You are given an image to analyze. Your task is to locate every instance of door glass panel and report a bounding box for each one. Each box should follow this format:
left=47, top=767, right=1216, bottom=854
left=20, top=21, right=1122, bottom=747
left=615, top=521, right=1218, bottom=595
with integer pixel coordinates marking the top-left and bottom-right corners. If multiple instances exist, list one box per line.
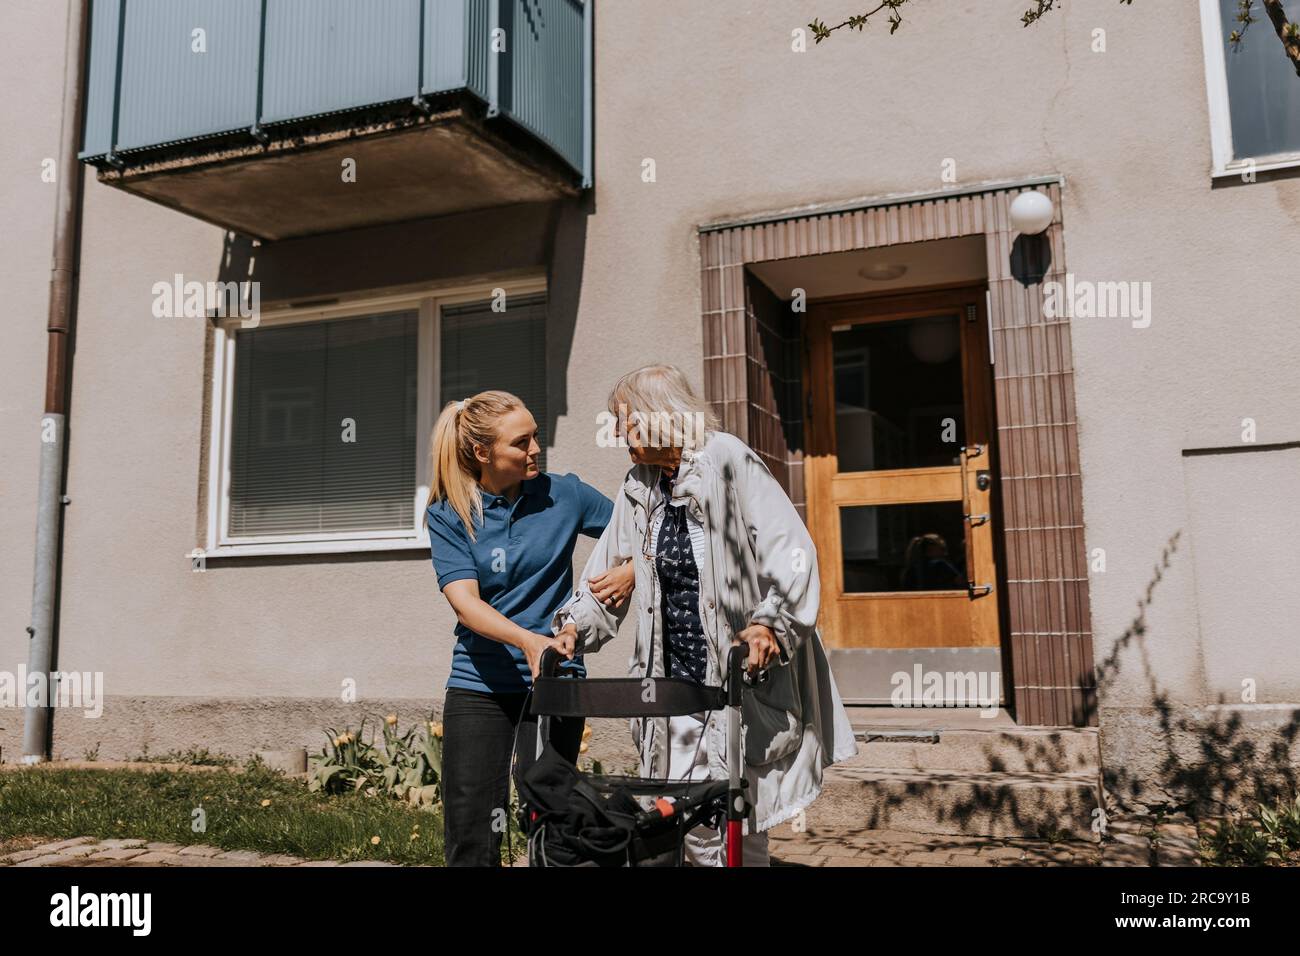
left=840, top=502, right=968, bottom=593
left=833, top=315, right=964, bottom=472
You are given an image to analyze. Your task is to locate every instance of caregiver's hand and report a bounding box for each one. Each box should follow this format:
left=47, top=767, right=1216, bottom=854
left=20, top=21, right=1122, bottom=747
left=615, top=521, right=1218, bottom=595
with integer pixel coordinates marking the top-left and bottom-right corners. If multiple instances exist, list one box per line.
left=523, top=632, right=572, bottom=680
left=733, top=623, right=781, bottom=673
left=590, top=559, right=635, bottom=609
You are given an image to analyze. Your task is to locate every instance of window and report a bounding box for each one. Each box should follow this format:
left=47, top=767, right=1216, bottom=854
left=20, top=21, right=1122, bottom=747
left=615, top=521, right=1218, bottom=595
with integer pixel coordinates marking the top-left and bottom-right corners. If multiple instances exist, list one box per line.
left=1200, top=0, right=1300, bottom=176
left=229, top=310, right=419, bottom=537
left=205, top=281, right=547, bottom=557
left=440, top=294, right=549, bottom=473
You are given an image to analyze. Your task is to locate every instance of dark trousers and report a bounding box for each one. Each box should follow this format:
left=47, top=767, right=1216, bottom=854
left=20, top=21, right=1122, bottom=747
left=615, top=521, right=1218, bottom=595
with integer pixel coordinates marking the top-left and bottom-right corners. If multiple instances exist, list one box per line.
left=441, top=686, right=585, bottom=867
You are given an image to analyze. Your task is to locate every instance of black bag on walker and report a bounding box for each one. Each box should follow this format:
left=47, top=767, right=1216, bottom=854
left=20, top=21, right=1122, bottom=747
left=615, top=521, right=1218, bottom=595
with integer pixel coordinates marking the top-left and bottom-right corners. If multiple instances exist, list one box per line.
left=515, top=743, right=684, bottom=867
left=518, top=644, right=753, bottom=867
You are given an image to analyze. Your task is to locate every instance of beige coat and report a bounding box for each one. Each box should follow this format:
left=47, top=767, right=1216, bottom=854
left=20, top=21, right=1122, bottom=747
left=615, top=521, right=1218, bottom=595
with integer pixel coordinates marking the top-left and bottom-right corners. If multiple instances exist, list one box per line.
left=551, top=429, right=858, bottom=832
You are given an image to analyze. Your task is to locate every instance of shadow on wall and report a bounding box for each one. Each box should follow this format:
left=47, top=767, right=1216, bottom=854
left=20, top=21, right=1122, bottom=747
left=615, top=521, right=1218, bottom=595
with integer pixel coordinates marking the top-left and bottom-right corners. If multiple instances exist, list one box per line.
left=1010, top=233, right=1051, bottom=287
left=1096, top=531, right=1300, bottom=818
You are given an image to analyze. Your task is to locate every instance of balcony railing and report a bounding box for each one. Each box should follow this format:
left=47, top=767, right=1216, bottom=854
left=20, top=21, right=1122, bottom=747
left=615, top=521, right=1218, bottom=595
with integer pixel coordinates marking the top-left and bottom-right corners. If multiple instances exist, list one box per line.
left=79, top=0, right=592, bottom=238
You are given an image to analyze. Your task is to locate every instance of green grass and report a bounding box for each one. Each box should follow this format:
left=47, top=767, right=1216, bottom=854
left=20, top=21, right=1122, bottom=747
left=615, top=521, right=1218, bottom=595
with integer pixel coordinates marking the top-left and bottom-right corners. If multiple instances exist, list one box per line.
left=0, top=758, right=449, bottom=866
left=127, top=746, right=239, bottom=767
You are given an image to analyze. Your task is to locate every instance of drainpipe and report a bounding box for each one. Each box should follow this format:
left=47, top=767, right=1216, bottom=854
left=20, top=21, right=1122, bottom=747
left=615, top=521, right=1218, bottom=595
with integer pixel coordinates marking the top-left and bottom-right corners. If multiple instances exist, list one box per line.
left=23, top=0, right=89, bottom=764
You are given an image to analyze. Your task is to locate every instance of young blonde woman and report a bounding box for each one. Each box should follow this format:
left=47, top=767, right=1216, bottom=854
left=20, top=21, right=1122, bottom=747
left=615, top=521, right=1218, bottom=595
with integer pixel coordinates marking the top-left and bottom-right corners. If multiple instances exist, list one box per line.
left=551, top=365, right=858, bottom=867
left=425, top=390, right=635, bottom=867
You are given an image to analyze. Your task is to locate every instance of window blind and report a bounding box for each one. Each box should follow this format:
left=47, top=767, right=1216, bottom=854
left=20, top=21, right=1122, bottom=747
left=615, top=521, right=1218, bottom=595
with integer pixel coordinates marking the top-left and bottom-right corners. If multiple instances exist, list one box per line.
left=440, top=294, right=548, bottom=472
left=228, top=310, right=418, bottom=536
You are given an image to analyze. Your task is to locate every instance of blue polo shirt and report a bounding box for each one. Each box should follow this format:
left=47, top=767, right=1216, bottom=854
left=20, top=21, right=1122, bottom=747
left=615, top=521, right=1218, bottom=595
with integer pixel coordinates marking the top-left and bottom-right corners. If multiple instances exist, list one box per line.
left=426, top=472, right=614, bottom=693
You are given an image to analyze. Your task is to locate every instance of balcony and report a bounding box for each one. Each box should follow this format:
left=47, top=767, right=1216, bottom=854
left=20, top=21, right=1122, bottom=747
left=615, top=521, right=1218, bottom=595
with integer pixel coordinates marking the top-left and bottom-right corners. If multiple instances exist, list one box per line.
left=79, top=0, right=591, bottom=240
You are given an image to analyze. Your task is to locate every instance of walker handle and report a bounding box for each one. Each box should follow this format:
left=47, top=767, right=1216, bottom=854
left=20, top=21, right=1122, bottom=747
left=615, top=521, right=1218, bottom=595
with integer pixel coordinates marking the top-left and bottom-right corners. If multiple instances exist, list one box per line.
left=539, top=646, right=566, bottom=679
left=727, top=642, right=749, bottom=707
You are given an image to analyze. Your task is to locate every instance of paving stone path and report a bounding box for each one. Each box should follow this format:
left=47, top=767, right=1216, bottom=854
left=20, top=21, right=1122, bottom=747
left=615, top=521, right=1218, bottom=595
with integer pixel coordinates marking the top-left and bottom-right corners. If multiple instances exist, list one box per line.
left=767, top=814, right=1202, bottom=867
left=1, top=815, right=1200, bottom=868
left=0, top=837, right=397, bottom=867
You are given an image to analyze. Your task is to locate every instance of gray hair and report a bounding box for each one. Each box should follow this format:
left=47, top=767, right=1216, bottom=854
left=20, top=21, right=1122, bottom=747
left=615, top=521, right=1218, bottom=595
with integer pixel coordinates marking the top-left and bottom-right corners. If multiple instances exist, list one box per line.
left=607, top=364, right=720, bottom=449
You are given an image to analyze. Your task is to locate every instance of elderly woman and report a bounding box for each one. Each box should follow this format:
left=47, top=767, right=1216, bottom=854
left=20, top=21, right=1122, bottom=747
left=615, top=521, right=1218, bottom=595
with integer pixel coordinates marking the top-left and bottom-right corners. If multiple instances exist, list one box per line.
left=551, top=364, right=858, bottom=866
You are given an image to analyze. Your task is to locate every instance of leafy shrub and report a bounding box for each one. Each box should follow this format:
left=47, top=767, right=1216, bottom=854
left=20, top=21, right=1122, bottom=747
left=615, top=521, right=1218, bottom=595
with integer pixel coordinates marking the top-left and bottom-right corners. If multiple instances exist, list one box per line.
left=1204, top=792, right=1300, bottom=866
left=308, top=715, right=443, bottom=808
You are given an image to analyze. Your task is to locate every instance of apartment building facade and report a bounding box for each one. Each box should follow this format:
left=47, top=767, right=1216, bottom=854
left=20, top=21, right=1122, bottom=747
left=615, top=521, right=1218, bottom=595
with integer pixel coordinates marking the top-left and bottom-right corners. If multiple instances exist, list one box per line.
left=2, top=0, right=1298, bottom=815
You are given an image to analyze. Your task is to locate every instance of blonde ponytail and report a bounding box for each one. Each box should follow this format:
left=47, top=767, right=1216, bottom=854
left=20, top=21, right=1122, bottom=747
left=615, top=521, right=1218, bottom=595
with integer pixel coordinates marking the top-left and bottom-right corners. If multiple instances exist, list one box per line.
left=424, top=390, right=524, bottom=542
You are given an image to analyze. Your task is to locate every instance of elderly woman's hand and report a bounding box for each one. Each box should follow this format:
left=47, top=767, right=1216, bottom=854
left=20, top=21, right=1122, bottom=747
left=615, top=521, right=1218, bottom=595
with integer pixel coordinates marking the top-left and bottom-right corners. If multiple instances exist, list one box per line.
left=589, top=558, right=635, bottom=609
left=734, top=623, right=782, bottom=673
left=555, top=623, right=578, bottom=657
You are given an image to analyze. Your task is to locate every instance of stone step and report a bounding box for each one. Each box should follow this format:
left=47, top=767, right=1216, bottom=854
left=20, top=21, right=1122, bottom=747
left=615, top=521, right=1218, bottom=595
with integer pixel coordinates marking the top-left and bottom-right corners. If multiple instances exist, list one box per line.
left=847, top=727, right=1101, bottom=774
left=806, top=764, right=1104, bottom=841
left=844, top=706, right=1021, bottom=731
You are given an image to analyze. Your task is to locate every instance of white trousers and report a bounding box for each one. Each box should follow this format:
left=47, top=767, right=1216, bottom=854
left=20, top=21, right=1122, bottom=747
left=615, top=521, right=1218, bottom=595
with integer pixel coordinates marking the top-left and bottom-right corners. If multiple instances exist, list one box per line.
left=666, top=713, right=770, bottom=867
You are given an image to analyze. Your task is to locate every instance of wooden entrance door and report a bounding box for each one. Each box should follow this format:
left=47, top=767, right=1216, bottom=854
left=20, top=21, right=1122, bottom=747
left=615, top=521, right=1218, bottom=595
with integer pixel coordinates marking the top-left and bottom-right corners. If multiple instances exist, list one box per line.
left=803, top=287, right=1001, bottom=699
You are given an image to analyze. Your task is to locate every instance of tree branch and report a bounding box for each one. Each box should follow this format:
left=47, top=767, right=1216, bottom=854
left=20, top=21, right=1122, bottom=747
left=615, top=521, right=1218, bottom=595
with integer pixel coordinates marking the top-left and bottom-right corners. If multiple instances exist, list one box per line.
left=809, top=1, right=910, bottom=43
left=815, top=0, right=1300, bottom=79
left=1260, top=0, right=1300, bottom=76
left=812, top=1, right=1137, bottom=40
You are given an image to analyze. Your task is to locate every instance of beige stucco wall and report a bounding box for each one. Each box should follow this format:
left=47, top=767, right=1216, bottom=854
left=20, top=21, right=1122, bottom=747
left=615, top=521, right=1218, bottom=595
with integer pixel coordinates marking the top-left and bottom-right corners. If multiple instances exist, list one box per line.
left=2, top=1, right=1297, bottom=809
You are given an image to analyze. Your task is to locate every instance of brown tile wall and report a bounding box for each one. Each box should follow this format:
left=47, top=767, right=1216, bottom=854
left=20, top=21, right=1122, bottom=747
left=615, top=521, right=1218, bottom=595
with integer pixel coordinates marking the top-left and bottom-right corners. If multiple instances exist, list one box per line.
left=698, top=182, right=1096, bottom=727
left=744, top=273, right=803, bottom=521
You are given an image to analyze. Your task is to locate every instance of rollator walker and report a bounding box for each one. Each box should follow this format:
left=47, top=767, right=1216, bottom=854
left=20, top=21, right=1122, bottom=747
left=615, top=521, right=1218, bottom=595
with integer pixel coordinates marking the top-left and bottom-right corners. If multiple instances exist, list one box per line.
left=516, top=642, right=760, bottom=867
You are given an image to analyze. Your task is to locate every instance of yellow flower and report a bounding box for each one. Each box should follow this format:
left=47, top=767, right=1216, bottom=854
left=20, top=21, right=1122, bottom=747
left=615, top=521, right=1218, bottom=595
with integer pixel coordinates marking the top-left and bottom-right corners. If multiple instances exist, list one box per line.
left=333, top=735, right=343, bottom=747
left=582, top=724, right=593, bottom=741
left=385, top=714, right=397, bottom=726
left=370, top=835, right=381, bottom=845
left=260, top=799, right=271, bottom=807
left=579, top=741, right=589, bottom=754
left=430, top=722, right=444, bottom=738
left=410, top=833, right=420, bottom=842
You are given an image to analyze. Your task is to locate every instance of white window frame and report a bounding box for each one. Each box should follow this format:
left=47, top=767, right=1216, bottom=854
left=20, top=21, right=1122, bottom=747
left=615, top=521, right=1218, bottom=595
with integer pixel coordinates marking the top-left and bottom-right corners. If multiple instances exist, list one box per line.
left=202, top=276, right=547, bottom=559
left=1200, top=0, right=1300, bottom=177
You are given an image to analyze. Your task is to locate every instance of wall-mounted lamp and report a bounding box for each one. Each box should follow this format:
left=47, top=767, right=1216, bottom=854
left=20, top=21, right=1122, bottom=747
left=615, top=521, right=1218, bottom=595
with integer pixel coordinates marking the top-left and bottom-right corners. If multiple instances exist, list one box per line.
left=1009, top=190, right=1054, bottom=235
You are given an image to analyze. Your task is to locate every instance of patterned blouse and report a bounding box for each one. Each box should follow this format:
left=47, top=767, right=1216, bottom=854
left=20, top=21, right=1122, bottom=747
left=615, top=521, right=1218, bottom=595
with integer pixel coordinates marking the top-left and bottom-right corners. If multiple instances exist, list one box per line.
left=653, top=469, right=710, bottom=685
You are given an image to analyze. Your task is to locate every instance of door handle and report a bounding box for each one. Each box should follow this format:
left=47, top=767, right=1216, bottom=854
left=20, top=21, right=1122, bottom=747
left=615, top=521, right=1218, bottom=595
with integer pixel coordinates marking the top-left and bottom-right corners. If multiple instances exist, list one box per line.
left=967, top=583, right=993, bottom=598
left=976, top=470, right=991, bottom=492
